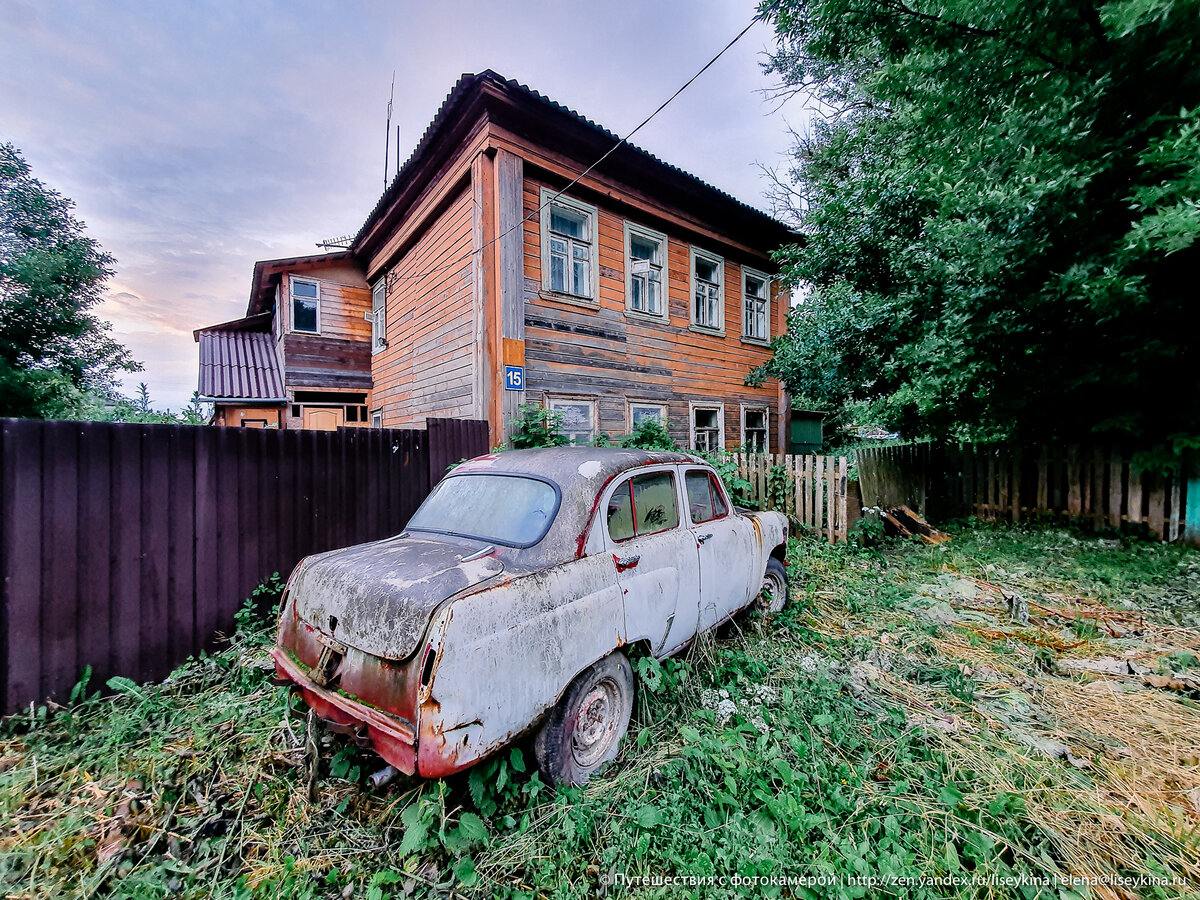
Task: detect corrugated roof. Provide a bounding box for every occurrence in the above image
[197,331,287,402]
[352,70,793,253]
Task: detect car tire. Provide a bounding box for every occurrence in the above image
[533,652,634,786]
[757,557,789,613]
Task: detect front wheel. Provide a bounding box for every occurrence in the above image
[533,652,633,786]
[757,557,789,613]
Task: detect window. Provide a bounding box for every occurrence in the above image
[690,404,724,452]
[628,401,667,431]
[540,190,597,301]
[345,405,369,423]
[408,474,559,547]
[369,278,387,352]
[624,223,667,320]
[743,268,770,342]
[690,248,723,332]
[742,407,768,453]
[370,409,382,429]
[291,278,320,333]
[549,398,596,445]
[607,471,680,542]
[241,419,268,429]
[685,470,729,524]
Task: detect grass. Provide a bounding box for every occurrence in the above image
[1,522,1198,899]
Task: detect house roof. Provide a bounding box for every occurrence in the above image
[192,310,273,342]
[246,250,355,318]
[353,70,796,264]
[196,330,287,403]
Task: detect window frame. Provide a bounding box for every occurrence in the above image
[539,189,599,306]
[741,405,769,454]
[627,400,668,433]
[289,276,321,335]
[623,221,669,323]
[689,247,724,335]
[547,395,598,446]
[742,266,771,345]
[689,402,725,452]
[605,468,682,544]
[684,468,731,525]
[368,277,387,354]
[370,409,382,429]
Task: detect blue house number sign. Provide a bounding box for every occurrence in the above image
[504,365,524,391]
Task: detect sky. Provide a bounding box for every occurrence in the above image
[0,0,809,411]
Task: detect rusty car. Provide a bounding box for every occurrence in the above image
[270,448,789,785]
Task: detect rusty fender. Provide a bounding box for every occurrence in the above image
[415,552,625,777]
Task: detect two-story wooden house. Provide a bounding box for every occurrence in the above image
[196,70,794,450]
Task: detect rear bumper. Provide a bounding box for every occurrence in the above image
[270,647,417,776]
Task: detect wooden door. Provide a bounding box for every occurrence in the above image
[302,407,344,431]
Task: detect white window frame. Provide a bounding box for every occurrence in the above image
[627,400,668,432]
[689,247,724,334]
[370,409,382,429]
[742,267,771,344]
[623,222,669,323]
[540,189,599,305]
[741,405,769,454]
[290,276,321,334]
[689,401,725,452]
[368,277,387,353]
[548,395,598,445]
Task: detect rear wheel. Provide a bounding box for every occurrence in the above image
[757,557,789,613]
[534,652,633,786]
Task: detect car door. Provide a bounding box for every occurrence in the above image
[683,467,758,632]
[603,467,700,656]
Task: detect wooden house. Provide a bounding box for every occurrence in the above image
[196,70,794,449]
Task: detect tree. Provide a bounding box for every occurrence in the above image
[0,142,140,417]
[753,0,1199,458]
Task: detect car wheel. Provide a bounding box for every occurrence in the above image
[533,652,633,786]
[757,557,789,613]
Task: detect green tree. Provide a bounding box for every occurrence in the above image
[0,142,140,417]
[754,0,1199,458]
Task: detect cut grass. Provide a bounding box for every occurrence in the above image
[1,521,1197,899]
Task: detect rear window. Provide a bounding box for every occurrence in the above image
[407,474,559,547]
[607,470,679,542]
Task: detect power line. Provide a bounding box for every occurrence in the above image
[379,18,759,289]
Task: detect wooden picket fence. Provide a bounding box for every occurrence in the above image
[729,452,852,543]
[857,442,1191,542]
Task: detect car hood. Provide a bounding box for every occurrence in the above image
[288,533,505,661]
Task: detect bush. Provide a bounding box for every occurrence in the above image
[506,403,568,449]
[620,419,677,451]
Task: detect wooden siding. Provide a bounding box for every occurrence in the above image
[520,173,785,449]
[371,185,477,427]
[282,334,373,389]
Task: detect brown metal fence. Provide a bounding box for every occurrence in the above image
[857,442,1190,542]
[0,416,490,714]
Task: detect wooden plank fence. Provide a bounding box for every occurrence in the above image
[729,452,852,544]
[0,417,490,714]
[857,443,1190,542]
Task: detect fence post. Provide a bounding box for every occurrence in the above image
[837,457,848,543]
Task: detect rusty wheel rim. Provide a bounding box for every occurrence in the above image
[571,677,622,768]
[758,568,787,613]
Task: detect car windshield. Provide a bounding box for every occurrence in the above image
[406,474,559,547]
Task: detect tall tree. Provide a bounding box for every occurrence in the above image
[0,142,140,417]
[754,0,1199,458]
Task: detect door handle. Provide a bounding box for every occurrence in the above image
[697,533,714,544]
[614,554,641,571]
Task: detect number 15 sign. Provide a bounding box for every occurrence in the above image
[504,365,524,391]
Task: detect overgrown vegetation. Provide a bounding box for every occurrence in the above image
[3,526,1197,898]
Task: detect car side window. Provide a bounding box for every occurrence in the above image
[607,470,679,542]
[685,469,729,524]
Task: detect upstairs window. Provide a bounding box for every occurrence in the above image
[369,278,387,353]
[291,278,320,334]
[742,406,768,453]
[625,223,666,320]
[690,249,723,332]
[541,190,597,301]
[743,269,770,342]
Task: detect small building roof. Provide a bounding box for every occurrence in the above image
[196,330,287,403]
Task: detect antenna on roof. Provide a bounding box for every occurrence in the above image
[384,71,395,189]
[316,234,354,250]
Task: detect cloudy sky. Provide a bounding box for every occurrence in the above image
[1,0,807,411]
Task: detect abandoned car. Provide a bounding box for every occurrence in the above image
[271,448,789,785]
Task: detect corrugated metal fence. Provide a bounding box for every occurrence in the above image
[0,417,489,714]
